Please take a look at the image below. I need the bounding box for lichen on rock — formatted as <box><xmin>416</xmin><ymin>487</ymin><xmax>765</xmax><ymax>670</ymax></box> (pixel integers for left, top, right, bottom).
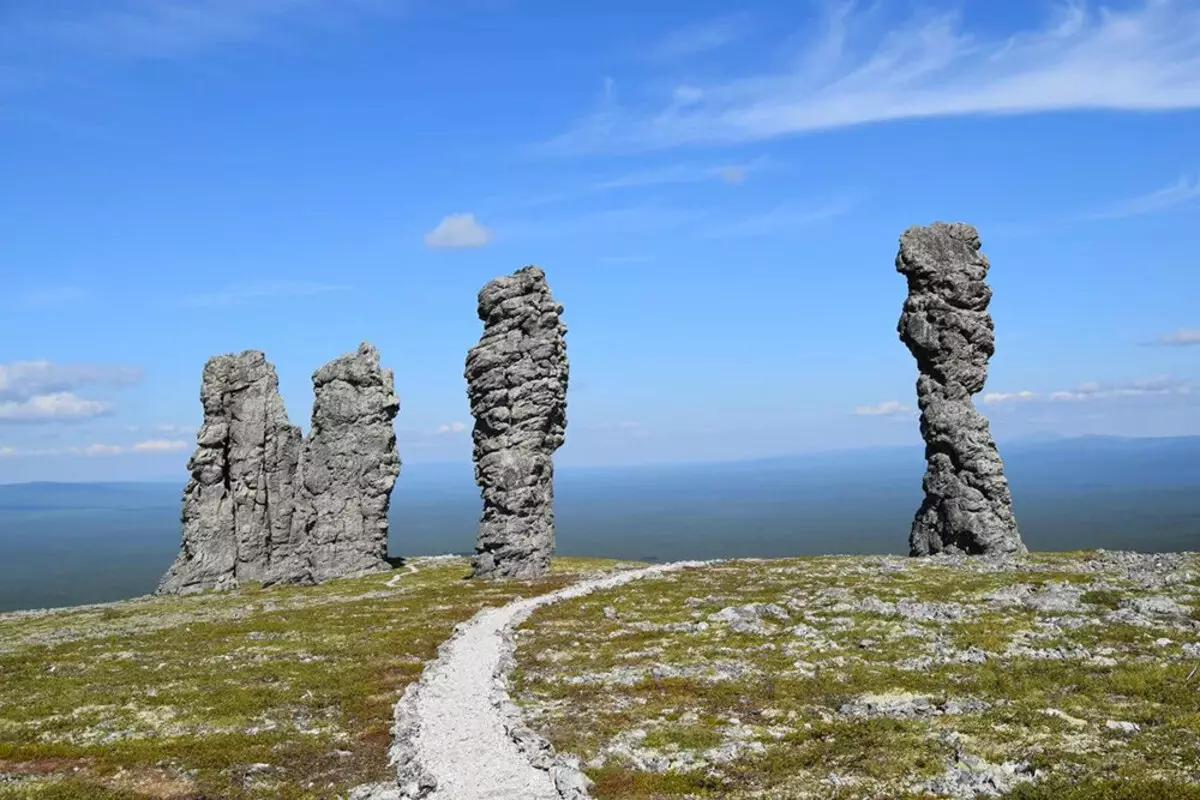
<box><xmin>896</xmin><ymin>222</ymin><xmax>1024</xmax><ymax>557</ymax></box>
<box><xmin>465</xmin><ymin>266</ymin><xmax>569</xmax><ymax>580</ymax></box>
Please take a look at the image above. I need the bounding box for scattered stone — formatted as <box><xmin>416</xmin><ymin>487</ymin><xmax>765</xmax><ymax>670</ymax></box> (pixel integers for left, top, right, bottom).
<box><xmin>895</xmin><ymin>222</ymin><xmax>1024</xmax><ymax>557</ymax></box>
<box><xmin>466</xmin><ymin>266</ymin><xmax>569</xmax><ymax>580</ymax></box>
<box><xmin>839</xmin><ymin>692</ymin><xmax>990</xmax><ymax>719</ymax></box>
<box><xmin>922</xmin><ymin>751</ymin><xmax>1035</xmax><ymax>798</ymax></box>
<box><xmin>1022</xmin><ymin>583</ymin><xmax>1086</xmax><ymax>613</ymax></box>
<box><xmin>708</xmin><ymin>603</ymin><xmax>789</xmax><ymax>634</ymax></box>
<box><xmin>1121</xmin><ymin>595</ymin><xmax>1188</xmax><ymax>619</ymax></box>
<box><xmin>1105</xmin><ymin>720</ymin><xmax>1141</xmax><ymax>734</ymax></box>
<box><xmin>1041</xmin><ymin>708</ymin><xmax>1088</xmax><ymax>728</ymax></box>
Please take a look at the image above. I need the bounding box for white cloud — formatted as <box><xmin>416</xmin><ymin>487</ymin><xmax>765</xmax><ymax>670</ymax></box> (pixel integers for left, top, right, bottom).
<box><xmin>424</xmin><ymin>213</ymin><xmax>494</xmax><ymax>250</ymax></box>
<box><xmin>184</xmin><ymin>281</ymin><xmax>349</xmax><ymax>307</ymax></box>
<box><xmin>1083</xmin><ymin>175</ymin><xmax>1200</xmax><ymax>220</ymax></box>
<box><xmin>1047</xmin><ymin>376</ymin><xmax>1194</xmax><ymax>401</ymax></box>
<box><xmin>0</xmin><ymin>360</ymin><xmax>141</xmax><ymax>401</ymax></box>
<box><xmin>648</xmin><ymin>14</ymin><xmax>752</xmax><ymax>61</ymax></box>
<box><xmin>73</xmin><ymin>443</ymin><xmax>124</xmax><ymax>456</ymax></box>
<box><xmin>545</xmin><ymin>1</ymin><xmax>1200</xmax><ymax>154</ymax></box>
<box><xmin>436</xmin><ymin>421</ymin><xmax>468</xmax><ymax>434</ymax></box>
<box><xmin>853</xmin><ymin>400</ymin><xmax>913</xmax><ymax>417</ymax></box>
<box><xmin>983</xmin><ymin>376</ymin><xmax>1196</xmax><ymax>404</ymax></box>
<box><xmin>982</xmin><ymin>390</ymin><xmax>1039</xmax><ymax>404</ymax></box>
<box><xmin>1154</xmin><ymin>328</ymin><xmax>1200</xmax><ymax>346</ymax></box>
<box><xmin>0</xmin><ymin>438</ymin><xmax>192</xmax><ymax>457</ymax></box>
<box><xmin>131</xmin><ymin>439</ymin><xmax>190</xmax><ymax>452</ymax></box>
<box><xmin>0</xmin><ymin>392</ymin><xmax>113</xmax><ymax>422</ymax></box>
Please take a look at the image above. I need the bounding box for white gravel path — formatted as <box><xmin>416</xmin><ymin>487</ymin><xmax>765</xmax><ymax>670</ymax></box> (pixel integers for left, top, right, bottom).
<box><xmin>357</xmin><ymin>560</ymin><xmax>711</xmax><ymax>800</ymax></box>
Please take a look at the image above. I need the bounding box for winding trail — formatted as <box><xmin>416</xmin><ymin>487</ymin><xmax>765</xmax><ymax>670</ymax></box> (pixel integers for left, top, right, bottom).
<box><xmin>365</xmin><ymin>561</ymin><xmax>711</xmax><ymax>800</ymax></box>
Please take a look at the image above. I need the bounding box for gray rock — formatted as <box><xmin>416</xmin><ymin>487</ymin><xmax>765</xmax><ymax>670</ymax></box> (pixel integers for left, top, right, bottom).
<box><xmin>157</xmin><ymin>351</ymin><xmax>303</xmax><ymax>595</ymax></box>
<box><xmin>290</xmin><ymin>342</ymin><xmax>400</xmax><ymax>583</ymax></box>
<box><xmin>465</xmin><ymin>266</ymin><xmax>569</xmax><ymax>580</ymax></box>
<box><xmin>158</xmin><ymin>343</ymin><xmax>400</xmax><ymax>595</ymax></box>
<box><xmin>896</xmin><ymin>223</ymin><xmax>1024</xmax><ymax>557</ymax></box>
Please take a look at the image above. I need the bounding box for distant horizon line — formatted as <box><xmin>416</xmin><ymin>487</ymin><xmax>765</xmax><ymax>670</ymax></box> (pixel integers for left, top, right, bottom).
<box><xmin>2</xmin><ymin>432</ymin><xmax>1197</xmax><ymax>487</ymax></box>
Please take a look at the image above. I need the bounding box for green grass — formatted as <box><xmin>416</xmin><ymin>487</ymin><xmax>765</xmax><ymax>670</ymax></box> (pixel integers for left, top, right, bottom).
<box><xmin>512</xmin><ymin>552</ymin><xmax>1200</xmax><ymax>800</ymax></box>
<box><xmin>0</xmin><ymin>556</ymin><xmax>631</xmax><ymax>799</ymax></box>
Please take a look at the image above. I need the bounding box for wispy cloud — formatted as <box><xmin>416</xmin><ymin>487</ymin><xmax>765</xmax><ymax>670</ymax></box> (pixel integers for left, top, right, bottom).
<box><xmin>981</xmin><ymin>390</ymin><xmax>1039</xmax><ymax>404</ymax></box>
<box><xmin>983</xmin><ymin>376</ymin><xmax>1195</xmax><ymax>404</ymax></box>
<box><xmin>0</xmin><ymin>392</ymin><xmax>113</xmax><ymax>423</ymax></box>
<box><xmin>1150</xmin><ymin>328</ymin><xmax>1200</xmax><ymax>346</ymax></box>
<box><xmin>482</xmin><ymin>157</ymin><xmax>773</xmax><ymax>218</ymax></box>
<box><xmin>853</xmin><ymin>400</ymin><xmax>913</xmax><ymax>417</ymax></box>
<box><xmin>1048</xmin><ymin>376</ymin><xmax>1195</xmax><ymax>401</ymax></box>
<box><xmin>702</xmin><ymin>194</ymin><xmax>860</xmax><ymax>237</ymax></box>
<box><xmin>590</xmin><ymin>156</ymin><xmax>772</xmax><ymax>191</ymax></box>
<box><xmin>130</xmin><ymin>439</ymin><xmax>189</xmax><ymax>452</ymax></box>
<box><xmin>183</xmin><ymin>281</ymin><xmax>349</xmax><ymax>307</ymax></box>
<box><xmin>424</xmin><ymin>213</ymin><xmax>494</xmax><ymax>250</ymax></box>
<box><xmin>1082</xmin><ymin>175</ymin><xmax>1200</xmax><ymax>220</ymax></box>
<box><xmin>0</xmin><ymin>360</ymin><xmax>141</xmax><ymax>401</ymax></box>
<box><xmin>20</xmin><ymin>0</ymin><xmax>403</xmax><ymax>61</ymax></box>
<box><xmin>17</xmin><ymin>286</ymin><xmax>87</xmax><ymax>309</ymax></box>
<box><xmin>647</xmin><ymin>14</ymin><xmax>753</xmax><ymax>61</ymax></box>
<box><xmin>435</xmin><ymin>421</ymin><xmax>467</xmax><ymax>434</ymax></box>
<box><xmin>545</xmin><ymin>1</ymin><xmax>1200</xmax><ymax>154</ymax></box>
<box><xmin>0</xmin><ymin>439</ymin><xmax>190</xmax><ymax>456</ymax></box>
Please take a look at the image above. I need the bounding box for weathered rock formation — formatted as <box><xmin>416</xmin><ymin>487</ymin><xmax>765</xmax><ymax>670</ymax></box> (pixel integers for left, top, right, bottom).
<box><xmin>896</xmin><ymin>222</ymin><xmax>1024</xmax><ymax>557</ymax></box>
<box><xmin>157</xmin><ymin>343</ymin><xmax>400</xmax><ymax>594</ymax></box>
<box><xmin>465</xmin><ymin>266</ymin><xmax>569</xmax><ymax>580</ymax></box>
<box><xmin>157</xmin><ymin>352</ymin><xmax>302</xmax><ymax>595</ymax></box>
<box><xmin>291</xmin><ymin>343</ymin><xmax>401</xmax><ymax>583</ymax></box>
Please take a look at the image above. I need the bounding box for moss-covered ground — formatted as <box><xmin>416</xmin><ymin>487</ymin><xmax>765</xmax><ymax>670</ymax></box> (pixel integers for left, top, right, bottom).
<box><xmin>512</xmin><ymin>552</ymin><xmax>1200</xmax><ymax>799</ymax></box>
<box><xmin>0</xmin><ymin>556</ymin><xmax>631</xmax><ymax>799</ymax></box>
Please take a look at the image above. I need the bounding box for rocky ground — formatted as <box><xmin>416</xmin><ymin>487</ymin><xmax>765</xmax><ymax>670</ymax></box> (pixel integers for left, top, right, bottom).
<box><xmin>0</xmin><ymin>556</ymin><xmax>625</xmax><ymax>799</ymax></box>
<box><xmin>5</xmin><ymin>550</ymin><xmax>1199</xmax><ymax>800</ymax></box>
<box><xmin>512</xmin><ymin>551</ymin><xmax>1200</xmax><ymax>799</ymax></box>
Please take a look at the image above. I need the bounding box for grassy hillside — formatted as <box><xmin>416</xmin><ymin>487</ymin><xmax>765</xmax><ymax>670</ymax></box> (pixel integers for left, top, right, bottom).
<box><xmin>513</xmin><ymin>551</ymin><xmax>1200</xmax><ymax>799</ymax></box>
<box><xmin>0</xmin><ymin>556</ymin><xmax>631</xmax><ymax>799</ymax></box>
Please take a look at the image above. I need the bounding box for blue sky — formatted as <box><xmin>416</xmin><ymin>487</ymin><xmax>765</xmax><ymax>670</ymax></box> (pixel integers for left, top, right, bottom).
<box><xmin>0</xmin><ymin>0</ymin><xmax>1198</xmax><ymax>482</ymax></box>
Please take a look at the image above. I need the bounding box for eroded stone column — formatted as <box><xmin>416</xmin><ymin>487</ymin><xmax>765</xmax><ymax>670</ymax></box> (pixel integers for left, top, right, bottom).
<box><xmin>291</xmin><ymin>342</ymin><xmax>401</xmax><ymax>583</ymax></box>
<box><xmin>465</xmin><ymin>266</ymin><xmax>569</xmax><ymax>579</ymax></box>
<box><xmin>157</xmin><ymin>351</ymin><xmax>302</xmax><ymax>594</ymax></box>
<box><xmin>896</xmin><ymin>222</ymin><xmax>1024</xmax><ymax>556</ymax></box>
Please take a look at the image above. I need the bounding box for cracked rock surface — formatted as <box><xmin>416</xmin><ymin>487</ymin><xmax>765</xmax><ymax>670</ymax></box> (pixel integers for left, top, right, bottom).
<box><xmin>158</xmin><ymin>351</ymin><xmax>303</xmax><ymax>595</ymax></box>
<box><xmin>896</xmin><ymin>222</ymin><xmax>1024</xmax><ymax>557</ymax></box>
<box><xmin>292</xmin><ymin>342</ymin><xmax>401</xmax><ymax>584</ymax></box>
<box><xmin>465</xmin><ymin>266</ymin><xmax>569</xmax><ymax>580</ymax></box>
<box><xmin>158</xmin><ymin>343</ymin><xmax>399</xmax><ymax>594</ymax></box>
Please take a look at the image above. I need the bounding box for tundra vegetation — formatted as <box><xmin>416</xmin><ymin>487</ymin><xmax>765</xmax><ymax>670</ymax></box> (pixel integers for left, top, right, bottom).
<box><xmin>0</xmin><ymin>556</ymin><xmax>625</xmax><ymax>799</ymax></box>
<box><xmin>512</xmin><ymin>551</ymin><xmax>1200</xmax><ymax>799</ymax></box>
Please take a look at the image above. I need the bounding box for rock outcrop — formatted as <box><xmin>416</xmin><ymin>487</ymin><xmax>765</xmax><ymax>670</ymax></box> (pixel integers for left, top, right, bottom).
<box><xmin>158</xmin><ymin>343</ymin><xmax>400</xmax><ymax>594</ymax></box>
<box><xmin>157</xmin><ymin>352</ymin><xmax>302</xmax><ymax>595</ymax></box>
<box><xmin>291</xmin><ymin>343</ymin><xmax>401</xmax><ymax>583</ymax></box>
<box><xmin>896</xmin><ymin>222</ymin><xmax>1024</xmax><ymax>557</ymax></box>
<box><xmin>465</xmin><ymin>266</ymin><xmax>569</xmax><ymax>580</ymax></box>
